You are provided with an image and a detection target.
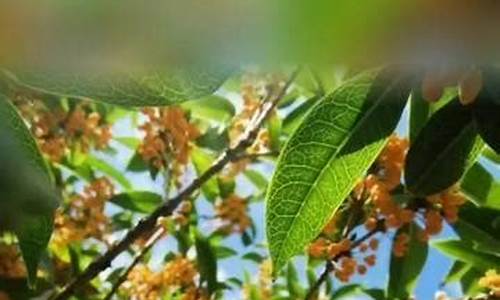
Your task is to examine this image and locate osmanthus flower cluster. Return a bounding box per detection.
[0,242,26,278]
[14,97,112,162]
[121,256,206,300]
[138,106,200,183]
[214,194,252,234]
[479,270,500,297]
[52,177,115,249]
[307,134,467,283]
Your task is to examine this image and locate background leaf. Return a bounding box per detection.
[195,233,218,296]
[387,223,428,300]
[109,191,162,214]
[4,67,229,107]
[266,68,412,273]
[0,95,59,286]
[431,239,500,270]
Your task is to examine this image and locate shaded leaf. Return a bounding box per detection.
[266,68,412,273]
[472,67,500,153]
[0,96,59,286]
[4,67,229,107]
[405,99,478,196]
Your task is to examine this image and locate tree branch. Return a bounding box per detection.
[305,219,385,300]
[103,227,165,300]
[52,68,300,300]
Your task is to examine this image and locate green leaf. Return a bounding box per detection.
[461,163,500,209]
[114,136,141,150]
[483,146,500,164]
[286,263,304,298]
[243,169,269,193]
[126,151,150,173]
[472,67,500,153]
[387,223,428,300]
[331,284,363,299]
[181,95,235,124]
[408,88,430,143]
[444,261,472,284]
[109,191,162,214]
[241,252,265,263]
[214,246,238,259]
[432,239,500,270]
[4,67,229,107]
[86,155,132,190]
[191,147,220,202]
[0,95,59,287]
[266,68,412,274]
[195,233,218,296]
[405,99,478,196]
[452,203,500,256]
[267,112,283,151]
[461,268,485,296]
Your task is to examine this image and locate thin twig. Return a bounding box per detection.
[53,67,301,300]
[234,150,280,161]
[305,220,385,300]
[103,227,166,300]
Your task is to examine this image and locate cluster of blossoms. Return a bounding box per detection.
[0,243,26,278]
[421,66,482,105]
[479,269,500,297]
[138,107,200,183]
[224,78,272,179]
[308,215,379,282]
[52,177,115,249]
[308,134,467,282]
[122,256,205,300]
[15,98,111,162]
[215,194,252,234]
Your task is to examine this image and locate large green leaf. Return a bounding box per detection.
[387,223,428,300]
[432,239,500,270]
[266,68,412,274]
[405,99,479,196]
[2,67,229,107]
[0,95,59,286]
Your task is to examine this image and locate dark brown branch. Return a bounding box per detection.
[53,68,300,300]
[234,150,280,161]
[305,219,385,300]
[103,227,165,300]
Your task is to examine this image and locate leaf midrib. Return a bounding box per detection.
[273,74,405,265]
